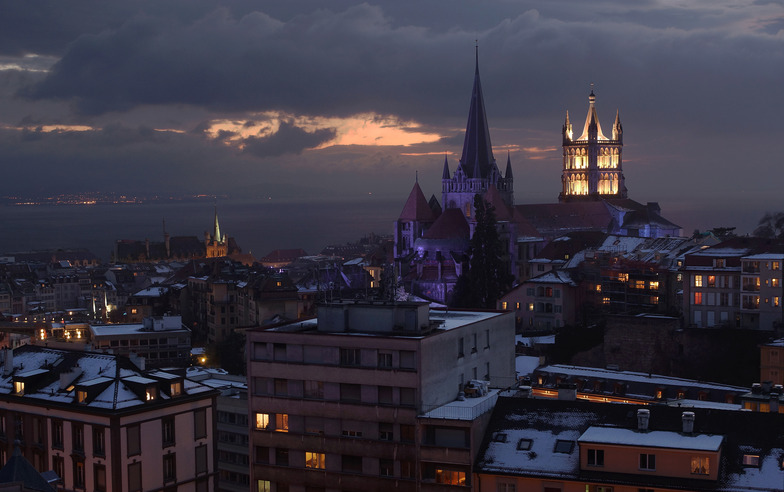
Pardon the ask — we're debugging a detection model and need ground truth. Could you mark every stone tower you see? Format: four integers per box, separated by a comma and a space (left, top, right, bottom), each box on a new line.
560, 90, 626, 201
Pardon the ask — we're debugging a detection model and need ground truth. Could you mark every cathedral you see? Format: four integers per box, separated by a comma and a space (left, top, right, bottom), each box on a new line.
395, 53, 680, 304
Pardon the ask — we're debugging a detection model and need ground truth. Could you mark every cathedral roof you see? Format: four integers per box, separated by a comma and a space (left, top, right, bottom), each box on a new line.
399, 182, 436, 222
483, 184, 513, 221
577, 90, 608, 141
0, 446, 56, 492
422, 208, 470, 240
459, 50, 496, 179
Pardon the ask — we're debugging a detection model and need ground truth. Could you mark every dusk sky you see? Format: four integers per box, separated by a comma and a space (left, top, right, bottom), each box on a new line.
1, 0, 783, 238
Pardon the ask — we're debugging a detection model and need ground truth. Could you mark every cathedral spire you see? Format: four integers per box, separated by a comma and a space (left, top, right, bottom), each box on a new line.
213, 206, 222, 243
563, 110, 573, 142
578, 88, 607, 141
612, 109, 623, 142
505, 150, 513, 180
459, 46, 495, 179
442, 154, 451, 179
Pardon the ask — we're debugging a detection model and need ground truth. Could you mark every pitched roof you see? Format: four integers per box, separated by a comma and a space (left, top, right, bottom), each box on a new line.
0, 446, 56, 492
483, 184, 513, 221
399, 182, 436, 222
458, 51, 496, 179
422, 208, 470, 240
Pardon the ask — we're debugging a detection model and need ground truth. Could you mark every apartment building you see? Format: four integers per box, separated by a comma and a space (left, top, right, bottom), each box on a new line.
475, 397, 784, 491
0, 345, 218, 492
739, 253, 784, 330
246, 300, 515, 492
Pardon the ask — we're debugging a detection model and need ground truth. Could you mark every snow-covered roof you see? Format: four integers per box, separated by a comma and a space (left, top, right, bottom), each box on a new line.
578, 425, 723, 451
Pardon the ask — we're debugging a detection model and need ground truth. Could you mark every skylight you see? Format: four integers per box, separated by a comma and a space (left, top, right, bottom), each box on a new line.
554, 440, 575, 454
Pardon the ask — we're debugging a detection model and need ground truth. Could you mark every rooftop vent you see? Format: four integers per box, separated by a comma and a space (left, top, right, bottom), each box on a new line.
682, 411, 695, 434
637, 408, 650, 431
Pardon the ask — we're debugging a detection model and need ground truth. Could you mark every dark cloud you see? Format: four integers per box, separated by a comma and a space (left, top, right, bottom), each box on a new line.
242, 121, 336, 158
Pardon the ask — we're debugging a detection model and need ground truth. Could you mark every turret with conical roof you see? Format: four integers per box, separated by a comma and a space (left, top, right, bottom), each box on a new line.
442, 47, 513, 219
560, 89, 626, 202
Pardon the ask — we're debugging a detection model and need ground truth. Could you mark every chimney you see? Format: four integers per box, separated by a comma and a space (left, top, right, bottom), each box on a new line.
3, 348, 13, 376
770, 393, 780, 413
637, 409, 650, 431
682, 411, 695, 434
557, 382, 577, 401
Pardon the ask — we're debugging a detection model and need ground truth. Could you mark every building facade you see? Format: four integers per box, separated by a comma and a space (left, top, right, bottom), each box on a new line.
246, 301, 515, 492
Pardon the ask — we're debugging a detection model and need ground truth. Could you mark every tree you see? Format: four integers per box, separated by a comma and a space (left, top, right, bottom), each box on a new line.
754, 212, 784, 238
452, 194, 512, 308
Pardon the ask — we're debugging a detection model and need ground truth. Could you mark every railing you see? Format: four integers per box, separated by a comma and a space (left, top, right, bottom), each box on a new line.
420, 393, 498, 420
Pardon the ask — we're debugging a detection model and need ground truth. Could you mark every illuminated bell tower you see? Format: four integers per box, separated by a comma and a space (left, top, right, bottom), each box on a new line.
559, 90, 626, 202
205, 207, 228, 258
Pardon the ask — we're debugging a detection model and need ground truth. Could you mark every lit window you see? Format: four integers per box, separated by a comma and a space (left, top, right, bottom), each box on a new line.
436, 468, 466, 485
602, 297, 610, 305
146, 387, 157, 401
650, 296, 659, 305
255, 413, 270, 430
649, 281, 659, 290
773, 278, 780, 287
275, 413, 289, 432
775, 297, 780, 307
501, 302, 508, 310
691, 457, 710, 475
694, 275, 703, 287
170, 382, 182, 396
14, 381, 24, 394
527, 303, 534, 311
515, 302, 520, 309
694, 292, 703, 305
77, 390, 87, 403
305, 452, 325, 469
773, 261, 780, 270
595, 284, 602, 292
677, 273, 683, 282
257, 480, 271, 492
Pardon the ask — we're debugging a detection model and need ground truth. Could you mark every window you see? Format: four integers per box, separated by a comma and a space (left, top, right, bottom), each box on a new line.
436, 468, 466, 485
400, 387, 415, 406
691, 456, 710, 475
275, 448, 289, 466
498, 484, 516, 492
162, 417, 175, 446
742, 454, 760, 467
400, 351, 416, 369
708, 275, 716, 287
127, 424, 141, 456
196, 445, 208, 474
275, 413, 289, 432
52, 420, 63, 448
77, 389, 87, 403
649, 281, 659, 290
342, 455, 363, 473
340, 348, 360, 366
341, 429, 363, 438
401, 425, 415, 443
554, 440, 574, 454
694, 292, 703, 305
516, 439, 532, 451
694, 275, 703, 287
72, 423, 84, 452
587, 449, 604, 466
274, 378, 288, 396
378, 385, 393, 404
378, 352, 392, 368
304, 380, 324, 399
639, 453, 656, 470
93, 426, 105, 456
52, 456, 64, 481
73, 458, 85, 489
257, 480, 271, 492
492, 432, 508, 443
194, 408, 207, 439
128, 462, 142, 492
305, 452, 326, 469
380, 459, 394, 476
255, 413, 270, 430
458, 338, 464, 357
163, 453, 177, 482
340, 383, 361, 402
379, 423, 393, 441
94, 464, 106, 492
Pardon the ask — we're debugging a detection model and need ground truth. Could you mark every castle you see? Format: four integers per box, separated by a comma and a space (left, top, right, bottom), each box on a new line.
395, 52, 680, 304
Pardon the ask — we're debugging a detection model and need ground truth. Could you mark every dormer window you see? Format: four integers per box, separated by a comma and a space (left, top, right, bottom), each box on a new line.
77, 390, 88, 403
170, 381, 182, 397
146, 387, 157, 401
14, 381, 24, 395
742, 454, 760, 467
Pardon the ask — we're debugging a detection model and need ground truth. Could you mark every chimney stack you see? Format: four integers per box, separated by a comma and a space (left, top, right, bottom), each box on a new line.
637, 409, 650, 431
682, 411, 695, 434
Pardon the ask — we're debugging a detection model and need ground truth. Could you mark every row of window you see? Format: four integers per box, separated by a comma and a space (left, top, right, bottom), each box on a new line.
585, 449, 710, 474
457, 330, 491, 357
255, 449, 418, 479
127, 409, 208, 456
252, 343, 417, 370
252, 379, 417, 406
253, 413, 416, 442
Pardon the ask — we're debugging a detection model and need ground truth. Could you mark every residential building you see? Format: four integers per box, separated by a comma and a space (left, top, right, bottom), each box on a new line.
475, 397, 784, 492
246, 300, 515, 492
760, 338, 784, 385
0, 345, 218, 492
740, 253, 784, 330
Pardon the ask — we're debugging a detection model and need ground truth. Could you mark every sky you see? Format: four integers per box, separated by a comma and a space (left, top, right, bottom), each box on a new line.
1, 0, 783, 238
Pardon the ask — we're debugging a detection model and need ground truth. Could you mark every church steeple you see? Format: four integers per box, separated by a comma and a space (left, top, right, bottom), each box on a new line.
578, 89, 607, 142
442, 154, 451, 180
459, 45, 496, 179
213, 206, 223, 243
612, 109, 623, 142
505, 150, 513, 180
